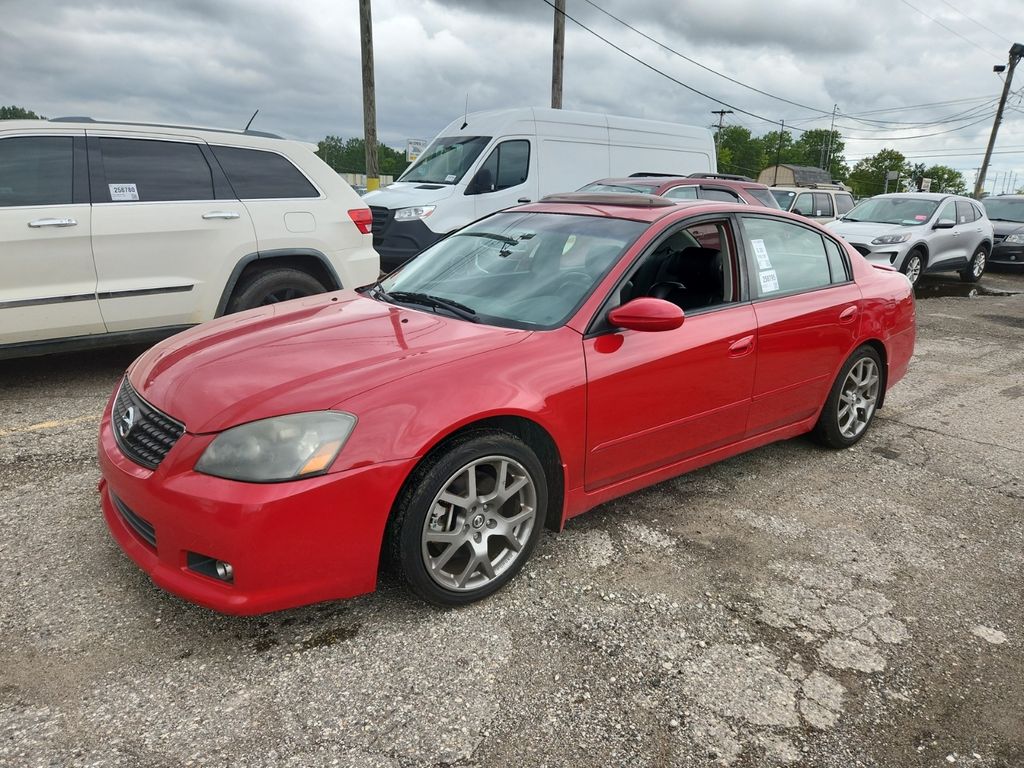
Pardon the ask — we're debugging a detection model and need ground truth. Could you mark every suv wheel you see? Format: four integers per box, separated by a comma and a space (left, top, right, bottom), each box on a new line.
227, 267, 328, 313
901, 249, 925, 287
959, 245, 987, 283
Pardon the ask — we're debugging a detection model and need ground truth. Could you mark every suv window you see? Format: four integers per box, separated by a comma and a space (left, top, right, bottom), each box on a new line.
793, 193, 815, 216
700, 187, 742, 203
99, 138, 213, 202
0, 136, 73, 207
936, 200, 957, 225
955, 200, 977, 224
741, 216, 832, 297
746, 187, 780, 208
664, 185, 698, 200
812, 192, 834, 218
475, 139, 530, 192
210, 145, 319, 199
835, 193, 855, 216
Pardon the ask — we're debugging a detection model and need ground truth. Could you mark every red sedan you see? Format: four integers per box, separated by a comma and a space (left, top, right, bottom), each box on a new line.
97, 194, 915, 614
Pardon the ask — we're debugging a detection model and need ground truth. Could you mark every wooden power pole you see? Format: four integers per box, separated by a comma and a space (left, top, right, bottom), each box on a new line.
359, 0, 380, 191
551, 0, 565, 109
974, 42, 1024, 199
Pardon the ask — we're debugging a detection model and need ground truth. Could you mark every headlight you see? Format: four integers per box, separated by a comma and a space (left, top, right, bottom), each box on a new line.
1005, 233, 1024, 244
394, 205, 436, 221
195, 412, 357, 482
871, 233, 912, 245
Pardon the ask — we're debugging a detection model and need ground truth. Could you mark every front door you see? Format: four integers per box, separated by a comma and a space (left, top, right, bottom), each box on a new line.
470, 138, 535, 216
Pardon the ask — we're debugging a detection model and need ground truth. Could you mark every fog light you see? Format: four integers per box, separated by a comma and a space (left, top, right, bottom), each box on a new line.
215, 561, 233, 581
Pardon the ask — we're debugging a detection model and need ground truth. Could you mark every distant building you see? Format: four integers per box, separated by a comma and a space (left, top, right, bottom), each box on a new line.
758, 164, 834, 187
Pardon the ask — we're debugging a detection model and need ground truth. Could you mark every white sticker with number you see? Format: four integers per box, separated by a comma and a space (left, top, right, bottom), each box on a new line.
444, 174, 457, 183
759, 269, 780, 293
109, 183, 139, 201
751, 238, 772, 270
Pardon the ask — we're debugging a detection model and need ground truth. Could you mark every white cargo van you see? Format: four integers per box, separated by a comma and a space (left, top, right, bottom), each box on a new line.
364, 107, 716, 270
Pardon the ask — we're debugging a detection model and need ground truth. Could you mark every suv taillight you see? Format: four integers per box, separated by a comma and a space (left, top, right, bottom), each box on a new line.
348, 208, 373, 234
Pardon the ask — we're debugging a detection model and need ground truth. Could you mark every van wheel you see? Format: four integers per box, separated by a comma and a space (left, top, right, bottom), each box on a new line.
227, 268, 327, 313
959, 246, 987, 283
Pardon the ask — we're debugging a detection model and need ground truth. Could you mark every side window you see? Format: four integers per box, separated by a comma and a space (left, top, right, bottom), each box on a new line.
835, 193, 855, 216
747, 187, 781, 208
699, 187, 743, 203
0, 136, 73, 207
793, 193, 815, 216
972, 202, 986, 220
614, 219, 739, 312
664, 185, 698, 200
472, 140, 530, 193
937, 200, 957, 225
210, 146, 319, 199
813, 192, 834, 218
955, 201, 976, 224
741, 216, 832, 298
99, 138, 213, 202
823, 237, 851, 283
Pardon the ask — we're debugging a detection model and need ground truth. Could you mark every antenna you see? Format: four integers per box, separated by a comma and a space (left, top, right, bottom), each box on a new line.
461, 95, 469, 130
244, 109, 259, 132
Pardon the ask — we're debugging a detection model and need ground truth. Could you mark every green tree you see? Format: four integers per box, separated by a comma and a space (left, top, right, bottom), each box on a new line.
790, 129, 847, 181
716, 125, 769, 178
316, 136, 410, 177
0, 105, 44, 120
847, 148, 909, 197
921, 164, 967, 194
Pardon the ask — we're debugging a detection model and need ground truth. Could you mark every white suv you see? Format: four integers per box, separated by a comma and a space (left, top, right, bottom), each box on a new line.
0, 118, 379, 359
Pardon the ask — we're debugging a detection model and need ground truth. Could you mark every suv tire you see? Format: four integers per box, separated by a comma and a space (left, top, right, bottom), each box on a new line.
901, 249, 925, 288
227, 267, 327, 313
958, 245, 987, 283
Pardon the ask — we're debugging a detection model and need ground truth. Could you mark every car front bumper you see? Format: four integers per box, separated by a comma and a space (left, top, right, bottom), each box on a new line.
990, 240, 1024, 266
845, 241, 912, 270
97, 397, 415, 615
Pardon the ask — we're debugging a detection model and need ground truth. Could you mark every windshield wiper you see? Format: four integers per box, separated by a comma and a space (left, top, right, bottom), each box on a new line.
386, 291, 479, 322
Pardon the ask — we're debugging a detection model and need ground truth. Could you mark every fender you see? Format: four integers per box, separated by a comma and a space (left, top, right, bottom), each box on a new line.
214, 248, 343, 316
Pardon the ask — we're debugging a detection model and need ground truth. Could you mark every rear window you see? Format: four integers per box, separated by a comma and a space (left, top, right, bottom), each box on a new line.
211, 146, 319, 199
746, 187, 781, 208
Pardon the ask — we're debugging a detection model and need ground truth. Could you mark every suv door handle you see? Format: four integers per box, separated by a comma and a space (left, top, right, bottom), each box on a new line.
28, 218, 77, 228
202, 211, 240, 220
728, 335, 755, 356
839, 305, 858, 323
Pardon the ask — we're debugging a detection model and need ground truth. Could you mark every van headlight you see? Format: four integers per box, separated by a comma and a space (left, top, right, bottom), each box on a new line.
195, 412, 357, 482
394, 205, 436, 221
871, 233, 912, 245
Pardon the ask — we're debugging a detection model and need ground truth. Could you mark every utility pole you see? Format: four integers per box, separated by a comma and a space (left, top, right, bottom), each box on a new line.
359, 0, 380, 191
974, 42, 1024, 198
551, 0, 565, 109
711, 109, 733, 153
823, 104, 838, 174
773, 119, 785, 185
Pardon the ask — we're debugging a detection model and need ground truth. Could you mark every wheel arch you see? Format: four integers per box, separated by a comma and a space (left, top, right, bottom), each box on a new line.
215, 248, 343, 317
860, 337, 889, 409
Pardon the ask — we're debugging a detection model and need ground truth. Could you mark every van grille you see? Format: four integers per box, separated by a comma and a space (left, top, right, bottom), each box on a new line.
369, 206, 390, 236
112, 378, 185, 470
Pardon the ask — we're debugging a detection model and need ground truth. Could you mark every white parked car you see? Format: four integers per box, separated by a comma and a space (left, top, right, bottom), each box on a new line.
0, 118, 379, 359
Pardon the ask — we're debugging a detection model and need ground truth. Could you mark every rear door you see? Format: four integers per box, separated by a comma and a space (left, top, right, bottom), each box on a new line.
89, 134, 257, 331
738, 214, 861, 435
0, 131, 105, 345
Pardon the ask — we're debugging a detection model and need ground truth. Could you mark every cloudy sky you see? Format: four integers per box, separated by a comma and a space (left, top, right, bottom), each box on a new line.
2, 0, 1022, 189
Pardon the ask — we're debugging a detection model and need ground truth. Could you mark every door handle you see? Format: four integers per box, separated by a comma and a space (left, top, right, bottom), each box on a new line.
28, 218, 77, 228
202, 211, 240, 220
839, 305, 858, 323
517, 198, 532, 203
728, 335, 755, 356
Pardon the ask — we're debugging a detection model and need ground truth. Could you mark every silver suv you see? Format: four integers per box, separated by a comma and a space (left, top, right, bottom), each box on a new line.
826, 193, 993, 286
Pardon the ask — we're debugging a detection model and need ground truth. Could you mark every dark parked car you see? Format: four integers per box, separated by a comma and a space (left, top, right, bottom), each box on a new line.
982, 194, 1024, 269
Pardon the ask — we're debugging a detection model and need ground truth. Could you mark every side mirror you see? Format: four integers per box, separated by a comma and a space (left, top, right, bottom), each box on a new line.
467, 168, 494, 195
607, 297, 684, 332
933, 219, 955, 229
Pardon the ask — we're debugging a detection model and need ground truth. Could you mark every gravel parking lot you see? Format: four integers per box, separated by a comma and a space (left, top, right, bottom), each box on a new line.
2, 271, 1022, 768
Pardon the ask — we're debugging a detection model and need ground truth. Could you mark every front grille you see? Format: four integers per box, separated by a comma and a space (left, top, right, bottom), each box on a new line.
369, 205, 390, 236
852, 244, 872, 257
112, 493, 156, 549
994, 234, 1006, 243
112, 378, 185, 470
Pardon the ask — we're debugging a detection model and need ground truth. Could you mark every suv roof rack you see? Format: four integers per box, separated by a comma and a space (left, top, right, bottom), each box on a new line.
687, 172, 754, 182
47, 116, 283, 140
538, 192, 677, 208
627, 172, 679, 178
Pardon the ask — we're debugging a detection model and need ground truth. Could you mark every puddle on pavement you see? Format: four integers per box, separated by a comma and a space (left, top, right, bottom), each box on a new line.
301, 623, 361, 649
915, 282, 1018, 299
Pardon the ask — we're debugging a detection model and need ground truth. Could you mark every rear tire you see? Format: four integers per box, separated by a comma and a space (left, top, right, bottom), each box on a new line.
959, 245, 987, 283
900, 249, 925, 287
227, 267, 327, 313
813, 346, 883, 449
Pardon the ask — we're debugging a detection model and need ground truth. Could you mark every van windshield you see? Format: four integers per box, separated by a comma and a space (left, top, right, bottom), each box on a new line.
398, 136, 491, 184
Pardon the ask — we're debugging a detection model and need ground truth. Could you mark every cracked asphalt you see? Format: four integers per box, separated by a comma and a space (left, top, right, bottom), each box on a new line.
1, 270, 1022, 767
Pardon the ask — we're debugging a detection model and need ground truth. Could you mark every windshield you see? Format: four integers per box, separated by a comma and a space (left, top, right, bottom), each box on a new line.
983, 197, 1024, 222
398, 136, 491, 184
377, 211, 646, 329
770, 189, 796, 209
578, 182, 661, 194
843, 197, 939, 226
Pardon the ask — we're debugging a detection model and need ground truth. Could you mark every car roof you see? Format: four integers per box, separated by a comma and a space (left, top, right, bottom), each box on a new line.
517, 194, 715, 222
871, 192, 967, 201
591, 176, 767, 189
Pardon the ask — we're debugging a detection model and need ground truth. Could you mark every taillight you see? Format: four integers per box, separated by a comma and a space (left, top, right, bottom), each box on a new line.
348, 208, 373, 235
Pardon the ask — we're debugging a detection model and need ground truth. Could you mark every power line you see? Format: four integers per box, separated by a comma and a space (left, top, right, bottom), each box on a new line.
898, 0, 1001, 59
937, 0, 1015, 46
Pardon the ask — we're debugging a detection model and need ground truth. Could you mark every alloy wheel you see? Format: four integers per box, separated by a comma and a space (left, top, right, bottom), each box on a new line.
972, 250, 986, 278
837, 357, 880, 439
904, 254, 922, 286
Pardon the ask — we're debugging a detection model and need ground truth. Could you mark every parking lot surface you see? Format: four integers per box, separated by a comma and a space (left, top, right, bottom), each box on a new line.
2, 271, 1022, 768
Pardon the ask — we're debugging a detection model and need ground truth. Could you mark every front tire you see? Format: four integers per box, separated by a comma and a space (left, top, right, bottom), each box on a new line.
959, 245, 987, 283
813, 346, 883, 449
388, 431, 548, 606
900, 249, 925, 288
227, 267, 327, 313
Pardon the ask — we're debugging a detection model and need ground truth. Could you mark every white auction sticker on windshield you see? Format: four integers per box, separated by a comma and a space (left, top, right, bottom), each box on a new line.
109, 183, 139, 201
751, 238, 772, 269
444, 174, 457, 183
759, 269, 780, 293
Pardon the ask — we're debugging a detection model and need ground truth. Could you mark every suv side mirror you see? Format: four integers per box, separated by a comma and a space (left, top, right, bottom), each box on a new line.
607, 298, 684, 332
933, 219, 956, 229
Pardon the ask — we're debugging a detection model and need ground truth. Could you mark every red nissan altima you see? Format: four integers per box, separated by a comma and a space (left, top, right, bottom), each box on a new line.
98, 194, 915, 614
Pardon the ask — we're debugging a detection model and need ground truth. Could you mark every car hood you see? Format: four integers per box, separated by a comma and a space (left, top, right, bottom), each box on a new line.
827, 220, 921, 241
991, 221, 1024, 236
129, 293, 529, 434
362, 181, 456, 209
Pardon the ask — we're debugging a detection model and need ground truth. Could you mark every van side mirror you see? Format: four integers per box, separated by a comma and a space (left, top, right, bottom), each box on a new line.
467, 168, 494, 195
607, 298, 684, 332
